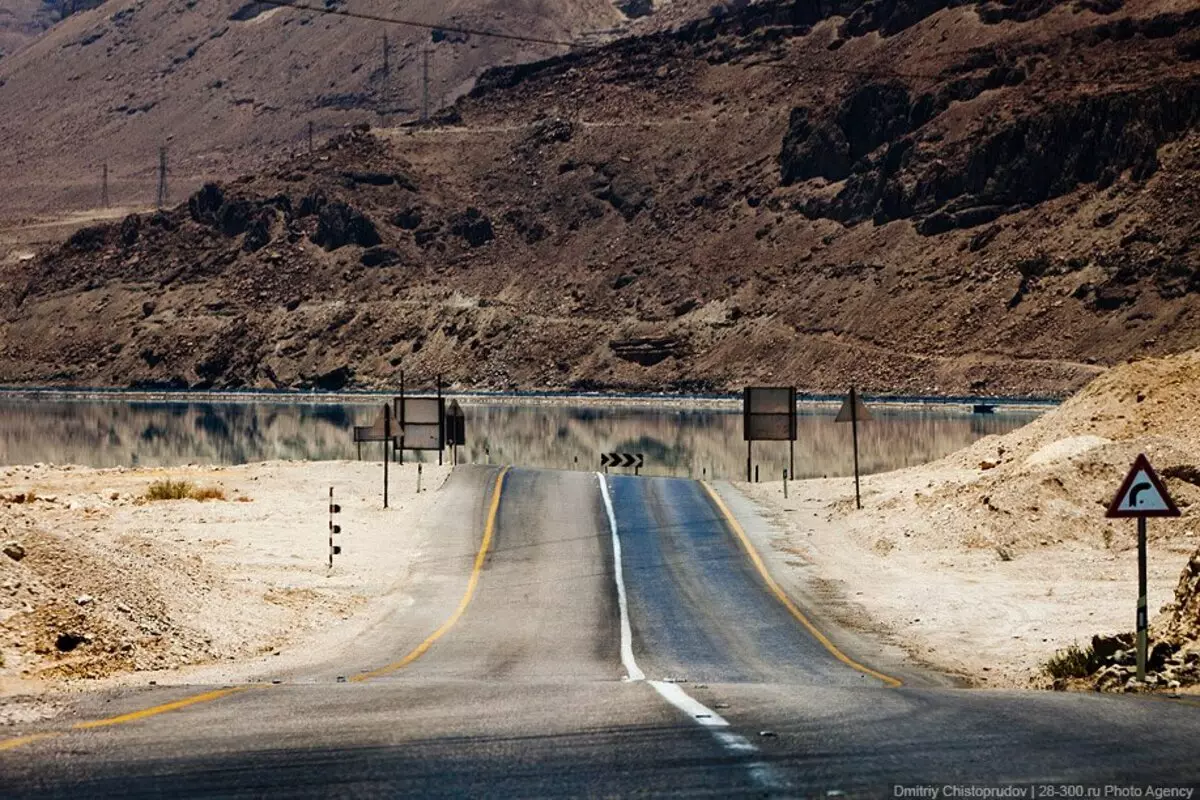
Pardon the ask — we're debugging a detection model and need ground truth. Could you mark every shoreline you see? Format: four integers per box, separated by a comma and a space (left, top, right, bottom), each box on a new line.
0, 386, 1060, 413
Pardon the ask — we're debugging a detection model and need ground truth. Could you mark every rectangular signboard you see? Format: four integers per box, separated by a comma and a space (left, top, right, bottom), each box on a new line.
394, 397, 444, 451
743, 386, 797, 441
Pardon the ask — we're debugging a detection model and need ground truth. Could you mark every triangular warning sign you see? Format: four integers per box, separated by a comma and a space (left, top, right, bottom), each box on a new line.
365, 404, 392, 437
835, 393, 873, 423
1106, 454, 1180, 518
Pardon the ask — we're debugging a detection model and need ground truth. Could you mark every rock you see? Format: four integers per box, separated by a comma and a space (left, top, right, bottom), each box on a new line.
75, 594, 93, 606
1090, 633, 1134, 669
389, 207, 422, 230
66, 225, 110, 253
449, 208, 494, 248
120, 214, 141, 247
2, 541, 25, 561
188, 183, 224, 226
312, 202, 381, 251
360, 247, 401, 268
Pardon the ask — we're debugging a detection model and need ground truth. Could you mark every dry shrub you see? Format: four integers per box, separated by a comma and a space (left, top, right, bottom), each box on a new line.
144, 480, 226, 501
145, 479, 194, 501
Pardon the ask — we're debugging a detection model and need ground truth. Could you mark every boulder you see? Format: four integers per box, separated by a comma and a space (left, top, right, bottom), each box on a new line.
312, 202, 381, 251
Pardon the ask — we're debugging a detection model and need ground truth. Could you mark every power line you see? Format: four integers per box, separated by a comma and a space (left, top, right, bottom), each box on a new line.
255, 0, 580, 48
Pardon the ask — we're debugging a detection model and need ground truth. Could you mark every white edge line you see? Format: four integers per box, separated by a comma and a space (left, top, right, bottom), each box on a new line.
597, 472, 645, 682
596, 473, 787, 792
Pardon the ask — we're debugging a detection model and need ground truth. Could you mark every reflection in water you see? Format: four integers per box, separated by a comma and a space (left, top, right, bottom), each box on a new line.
0, 397, 1041, 479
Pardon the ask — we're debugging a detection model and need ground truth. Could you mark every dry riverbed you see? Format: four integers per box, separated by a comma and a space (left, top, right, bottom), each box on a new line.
0, 460, 449, 719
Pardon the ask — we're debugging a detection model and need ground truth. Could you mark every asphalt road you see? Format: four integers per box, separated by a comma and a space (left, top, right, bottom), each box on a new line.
2, 467, 1199, 798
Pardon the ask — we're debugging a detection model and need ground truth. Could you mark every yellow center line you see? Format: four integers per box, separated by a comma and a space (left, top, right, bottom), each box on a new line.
700, 480, 904, 689
0, 686, 252, 753
0, 732, 63, 752
351, 466, 509, 682
72, 686, 249, 730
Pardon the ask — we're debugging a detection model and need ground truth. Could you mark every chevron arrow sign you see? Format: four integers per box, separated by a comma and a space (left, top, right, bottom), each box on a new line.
600, 453, 645, 469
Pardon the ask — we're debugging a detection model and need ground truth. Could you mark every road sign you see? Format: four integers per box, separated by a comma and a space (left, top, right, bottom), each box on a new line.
834, 393, 874, 423
353, 404, 398, 443
445, 400, 466, 446
1106, 454, 1180, 518
1105, 453, 1180, 684
743, 387, 797, 441
395, 396, 444, 452
601, 453, 644, 469
743, 386, 797, 484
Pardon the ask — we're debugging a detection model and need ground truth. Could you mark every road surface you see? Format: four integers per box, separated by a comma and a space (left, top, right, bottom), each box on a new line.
2, 466, 1198, 797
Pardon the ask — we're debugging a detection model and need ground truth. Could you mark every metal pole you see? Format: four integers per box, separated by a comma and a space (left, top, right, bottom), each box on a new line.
789, 439, 795, 484
421, 48, 430, 122
383, 404, 390, 509
783, 469, 788, 499
746, 441, 752, 483
1137, 516, 1148, 682
437, 375, 443, 467
398, 370, 405, 466
417, 463, 422, 494
754, 464, 759, 483
851, 386, 862, 510
328, 487, 333, 569
357, 441, 361, 461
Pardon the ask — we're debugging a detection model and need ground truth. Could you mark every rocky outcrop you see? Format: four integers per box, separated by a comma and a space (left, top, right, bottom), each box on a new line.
609, 337, 685, 366
787, 80, 1200, 231
312, 202, 381, 251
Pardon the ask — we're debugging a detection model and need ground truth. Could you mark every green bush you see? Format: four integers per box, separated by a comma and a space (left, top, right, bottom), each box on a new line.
1043, 644, 1093, 680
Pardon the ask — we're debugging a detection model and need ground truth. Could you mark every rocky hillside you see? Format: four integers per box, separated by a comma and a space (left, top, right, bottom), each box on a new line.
0, 0, 695, 218
0, 0, 1198, 394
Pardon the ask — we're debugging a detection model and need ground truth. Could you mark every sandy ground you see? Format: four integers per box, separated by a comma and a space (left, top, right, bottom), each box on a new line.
0, 460, 450, 720
741, 472, 1195, 689
739, 350, 1200, 690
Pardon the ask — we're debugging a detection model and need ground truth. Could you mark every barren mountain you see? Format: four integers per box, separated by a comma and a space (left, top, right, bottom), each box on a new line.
1, 0, 1198, 395
0, 0, 681, 218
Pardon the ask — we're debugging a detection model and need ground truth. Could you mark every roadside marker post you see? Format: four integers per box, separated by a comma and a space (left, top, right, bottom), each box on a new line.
835, 387, 873, 510
1105, 453, 1181, 683
783, 469, 788, 499
328, 487, 343, 569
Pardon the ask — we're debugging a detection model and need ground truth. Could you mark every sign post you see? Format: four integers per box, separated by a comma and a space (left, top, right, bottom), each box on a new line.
835, 387, 873, 510
445, 399, 466, 466
352, 404, 396, 509
743, 387, 797, 483
1105, 453, 1180, 683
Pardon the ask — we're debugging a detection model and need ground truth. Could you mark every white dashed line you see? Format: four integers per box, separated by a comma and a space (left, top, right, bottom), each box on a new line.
596, 473, 787, 793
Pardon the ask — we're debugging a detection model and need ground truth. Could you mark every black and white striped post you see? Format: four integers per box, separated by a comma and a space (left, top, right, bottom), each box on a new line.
328, 487, 342, 569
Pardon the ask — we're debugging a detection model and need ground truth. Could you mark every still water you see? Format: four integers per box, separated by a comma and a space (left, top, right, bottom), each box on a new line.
0, 396, 1043, 479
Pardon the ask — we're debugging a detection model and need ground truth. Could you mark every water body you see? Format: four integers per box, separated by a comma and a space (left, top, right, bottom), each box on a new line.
0, 396, 1042, 479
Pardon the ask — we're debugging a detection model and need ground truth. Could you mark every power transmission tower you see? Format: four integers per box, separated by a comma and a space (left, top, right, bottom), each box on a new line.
156, 146, 168, 209
101, 162, 109, 208
421, 47, 430, 122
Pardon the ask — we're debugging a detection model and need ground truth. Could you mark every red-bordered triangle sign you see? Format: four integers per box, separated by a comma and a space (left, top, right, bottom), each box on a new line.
1106, 453, 1180, 519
